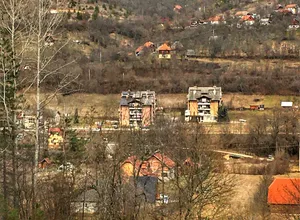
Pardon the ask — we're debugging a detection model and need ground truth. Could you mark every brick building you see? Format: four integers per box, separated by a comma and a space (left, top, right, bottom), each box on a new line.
119, 90, 156, 127
185, 86, 222, 122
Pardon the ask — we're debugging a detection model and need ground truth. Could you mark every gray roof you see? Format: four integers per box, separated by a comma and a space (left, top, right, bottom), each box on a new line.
135, 176, 158, 203
120, 91, 156, 106
187, 86, 222, 101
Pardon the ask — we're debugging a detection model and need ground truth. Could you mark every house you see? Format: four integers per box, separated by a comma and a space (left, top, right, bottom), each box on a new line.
147, 152, 176, 180
185, 86, 222, 122
157, 43, 172, 59
121, 152, 176, 180
289, 18, 300, 30
260, 17, 271, 25
235, 11, 248, 18
241, 15, 255, 25
135, 41, 156, 56
38, 158, 52, 169
48, 127, 63, 149
121, 155, 153, 177
71, 188, 99, 218
268, 178, 300, 214
207, 15, 226, 25
174, 4, 182, 13
285, 4, 298, 15
119, 90, 156, 127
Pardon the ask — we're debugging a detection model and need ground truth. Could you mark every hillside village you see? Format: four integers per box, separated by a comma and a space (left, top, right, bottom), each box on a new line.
0, 0, 300, 219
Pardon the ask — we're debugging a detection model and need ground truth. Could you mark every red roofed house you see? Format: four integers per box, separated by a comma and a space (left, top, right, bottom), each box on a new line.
285, 4, 298, 15
121, 152, 176, 180
147, 152, 176, 179
268, 178, 300, 214
208, 15, 226, 25
135, 41, 156, 56
174, 4, 182, 13
241, 15, 255, 25
157, 43, 172, 59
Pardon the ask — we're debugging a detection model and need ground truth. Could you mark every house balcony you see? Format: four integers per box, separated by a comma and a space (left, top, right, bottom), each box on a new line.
197, 102, 210, 105
129, 107, 142, 110
197, 112, 211, 116
198, 107, 210, 111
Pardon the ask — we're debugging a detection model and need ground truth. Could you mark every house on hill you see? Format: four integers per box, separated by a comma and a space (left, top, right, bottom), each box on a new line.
268, 178, 300, 214
185, 86, 222, 122
207, 15, 226, 25
135, 41, 156, 56
285, 4, 298, 15
157, 43, 172, 59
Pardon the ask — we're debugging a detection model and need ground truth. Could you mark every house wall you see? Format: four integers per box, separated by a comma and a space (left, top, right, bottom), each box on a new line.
121, 162, 134, 176
158, 51, 171, 59
120, 106, 129, 126
189, 101, 198, 116
210, 101, 219, 118
270, 204, 300, 214
142, 106, 151, 126
147, 157, 170, 177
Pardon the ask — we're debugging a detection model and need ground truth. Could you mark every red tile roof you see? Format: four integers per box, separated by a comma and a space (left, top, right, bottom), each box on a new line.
157, 43, 171, 51
268, 178, 300, 205
144, 41, 154, 48
285, 4, 298, 8
135, 46, 144, 53
152, 152, 175, 168
241, 15, 255, 21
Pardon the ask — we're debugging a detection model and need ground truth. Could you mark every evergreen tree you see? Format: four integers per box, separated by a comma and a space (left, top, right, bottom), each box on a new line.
218, 105, 229, 122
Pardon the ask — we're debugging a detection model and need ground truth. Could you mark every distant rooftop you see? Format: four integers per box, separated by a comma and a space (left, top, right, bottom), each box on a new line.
187, 86, 222, 101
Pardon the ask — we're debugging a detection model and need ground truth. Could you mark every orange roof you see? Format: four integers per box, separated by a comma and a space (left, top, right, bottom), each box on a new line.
135, 46, 144, 53
208, 15, 224, 22
152, 152, 175, 168
235, 11, 248, 16
285, 4, 297, 8
144, 41, 154, 48
174, 4, 182, 10
157, 43, 171, 51
241, 15, 255, 21
268, 178, 300, 205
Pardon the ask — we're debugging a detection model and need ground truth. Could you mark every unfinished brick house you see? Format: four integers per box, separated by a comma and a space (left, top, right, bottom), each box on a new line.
119, 90, 156, 127
185, 86, 222, 122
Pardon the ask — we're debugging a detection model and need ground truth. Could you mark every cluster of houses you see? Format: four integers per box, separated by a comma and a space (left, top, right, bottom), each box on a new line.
135, 41, 184, 59
189, 3, 300, 29
70, 154, 300, 217
118, 86, 223, 128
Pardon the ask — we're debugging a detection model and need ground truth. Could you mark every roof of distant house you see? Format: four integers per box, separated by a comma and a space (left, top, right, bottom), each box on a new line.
151, 152, 176, 168
241, 15, 255, 21
174, 4, 182, 10
268, 178, 300, 205
144, 41, 154, 48
187, 86, 222, 101
157, 43, 171, 51
285, 4, 298, 8
120, 90, 156, 106
135, 46, 144, 54
208, 15, 224, 22
40, 158, 51, 164
235, 11, 248, 17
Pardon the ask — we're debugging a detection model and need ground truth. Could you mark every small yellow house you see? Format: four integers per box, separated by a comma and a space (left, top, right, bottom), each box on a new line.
157, 43, 172, 59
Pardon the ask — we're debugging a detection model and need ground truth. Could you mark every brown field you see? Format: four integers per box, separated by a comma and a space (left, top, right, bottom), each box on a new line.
23, 93, 300, 119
